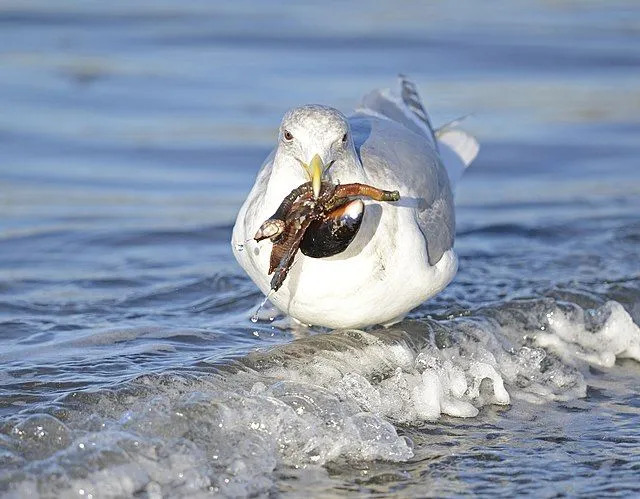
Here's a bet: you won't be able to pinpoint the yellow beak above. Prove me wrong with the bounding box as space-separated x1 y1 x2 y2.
298 154 324 199
309 154 323 199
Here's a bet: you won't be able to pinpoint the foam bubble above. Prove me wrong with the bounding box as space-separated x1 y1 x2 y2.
1 298 638 497
535 301 640 368
3 414 71 461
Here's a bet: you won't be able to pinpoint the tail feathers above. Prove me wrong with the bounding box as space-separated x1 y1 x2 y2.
358 75 438 149
398 75 438 146
436 128 479 189
437 127 479 168
359 75 479 189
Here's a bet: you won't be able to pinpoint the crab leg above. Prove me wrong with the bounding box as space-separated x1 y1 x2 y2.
269 216 314 292
271 182 313 220
332 183 400 203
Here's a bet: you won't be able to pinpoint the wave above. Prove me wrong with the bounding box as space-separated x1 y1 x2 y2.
1 297 638 497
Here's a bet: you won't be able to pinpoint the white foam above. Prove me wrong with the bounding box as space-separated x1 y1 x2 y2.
535 301 640 368
254 329 511 424
2 299 638 497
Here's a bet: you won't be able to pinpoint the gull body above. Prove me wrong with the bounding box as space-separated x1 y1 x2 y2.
232 78 478 329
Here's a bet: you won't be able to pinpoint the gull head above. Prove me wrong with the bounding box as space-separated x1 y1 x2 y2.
276 105 355 198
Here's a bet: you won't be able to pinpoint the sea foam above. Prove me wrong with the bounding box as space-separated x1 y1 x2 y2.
1 299 638 497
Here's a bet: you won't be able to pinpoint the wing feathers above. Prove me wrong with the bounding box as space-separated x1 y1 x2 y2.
359 77 478 190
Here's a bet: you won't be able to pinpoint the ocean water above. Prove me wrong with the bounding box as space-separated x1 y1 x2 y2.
1 0 640 497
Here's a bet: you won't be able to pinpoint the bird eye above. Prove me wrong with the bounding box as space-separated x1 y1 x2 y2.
283 130 294 141
341 133 348 144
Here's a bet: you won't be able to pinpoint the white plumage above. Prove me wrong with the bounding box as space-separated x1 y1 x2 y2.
232 77 478 328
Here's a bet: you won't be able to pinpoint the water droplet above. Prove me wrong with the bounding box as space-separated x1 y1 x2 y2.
251 291 274 323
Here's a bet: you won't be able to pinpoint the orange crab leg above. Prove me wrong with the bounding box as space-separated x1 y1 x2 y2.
333 183 400 202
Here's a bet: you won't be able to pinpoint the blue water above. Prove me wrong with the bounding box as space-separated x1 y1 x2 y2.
1 1 640 497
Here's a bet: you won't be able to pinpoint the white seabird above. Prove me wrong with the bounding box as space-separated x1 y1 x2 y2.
232 77 479 329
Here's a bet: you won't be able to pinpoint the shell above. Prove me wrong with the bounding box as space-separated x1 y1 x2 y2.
300 199 364 258
254 219 285 241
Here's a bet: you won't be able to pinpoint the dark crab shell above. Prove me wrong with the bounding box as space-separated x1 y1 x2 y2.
299 199 364 258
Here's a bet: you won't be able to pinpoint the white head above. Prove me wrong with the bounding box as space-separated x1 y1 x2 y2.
274 105 360 198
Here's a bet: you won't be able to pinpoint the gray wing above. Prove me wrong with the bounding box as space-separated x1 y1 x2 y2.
350 79 455 266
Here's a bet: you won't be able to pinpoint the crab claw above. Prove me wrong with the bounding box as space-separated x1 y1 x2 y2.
254 219 285 241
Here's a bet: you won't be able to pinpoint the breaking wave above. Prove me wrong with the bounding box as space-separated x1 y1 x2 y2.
1 298 638 498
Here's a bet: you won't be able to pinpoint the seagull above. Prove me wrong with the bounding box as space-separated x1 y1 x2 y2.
232 76 478 329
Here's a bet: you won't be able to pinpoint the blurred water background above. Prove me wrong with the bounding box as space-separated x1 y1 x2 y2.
1 0 639 497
